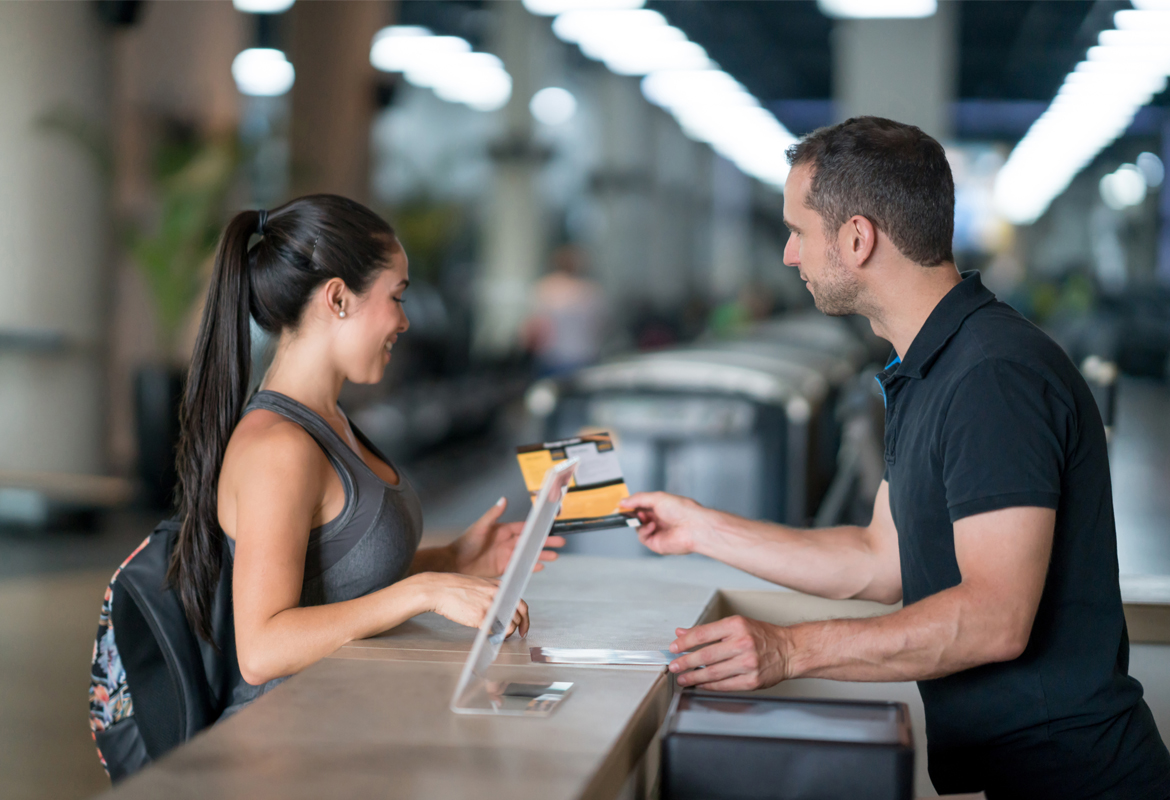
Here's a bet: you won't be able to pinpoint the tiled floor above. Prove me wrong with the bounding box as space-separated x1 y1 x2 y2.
1 569 132 799
2 379 1167 800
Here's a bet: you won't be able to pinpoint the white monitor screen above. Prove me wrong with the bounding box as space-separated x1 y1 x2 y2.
450 457 578 714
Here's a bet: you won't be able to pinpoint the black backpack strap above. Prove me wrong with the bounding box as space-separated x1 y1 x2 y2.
94 716 150 783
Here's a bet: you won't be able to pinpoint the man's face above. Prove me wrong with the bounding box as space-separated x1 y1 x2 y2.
782 164 862 317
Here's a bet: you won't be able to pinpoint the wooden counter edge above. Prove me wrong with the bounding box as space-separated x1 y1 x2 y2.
1123 603 1170 644
578 670 674 800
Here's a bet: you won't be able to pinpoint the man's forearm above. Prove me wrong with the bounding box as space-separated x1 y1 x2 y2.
695 512 900 603
785 583 1026 682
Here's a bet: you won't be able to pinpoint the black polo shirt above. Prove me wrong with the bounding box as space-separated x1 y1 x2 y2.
877 272 1170 798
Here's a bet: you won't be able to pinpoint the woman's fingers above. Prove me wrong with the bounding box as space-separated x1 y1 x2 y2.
469 497 508 535
517 599 530 638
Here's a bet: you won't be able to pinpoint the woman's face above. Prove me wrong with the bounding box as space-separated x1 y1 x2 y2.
335 245 410 385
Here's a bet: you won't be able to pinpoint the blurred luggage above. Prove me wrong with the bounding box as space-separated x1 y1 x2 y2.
530 313 875 556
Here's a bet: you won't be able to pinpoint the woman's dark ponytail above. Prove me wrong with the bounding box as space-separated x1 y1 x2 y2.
169 194 397 643
170 210 258 643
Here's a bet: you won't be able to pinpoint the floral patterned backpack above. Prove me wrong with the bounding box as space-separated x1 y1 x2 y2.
89 519 237 782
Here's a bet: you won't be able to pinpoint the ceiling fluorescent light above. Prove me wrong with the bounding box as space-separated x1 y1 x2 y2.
817 0 936 19
1098 28 1170 47
1100 164 1148 209
642 70 756 115
435 68 512 112
371 30 470 75
1114 10 1170 30
995 7 1170 224
522 0 643 16
530 87 578 125
603 40 711 75
535 5 794 189
1137 151 1165 187
370 26 511 113
406 50 503 89
232 48 295 96
552 9 667 44
233 0 295 13
576 21 683 61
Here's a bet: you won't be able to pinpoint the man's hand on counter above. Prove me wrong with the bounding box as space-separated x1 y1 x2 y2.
667 615 793 691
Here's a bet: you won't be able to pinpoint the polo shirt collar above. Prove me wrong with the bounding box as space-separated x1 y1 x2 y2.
894 270 995 380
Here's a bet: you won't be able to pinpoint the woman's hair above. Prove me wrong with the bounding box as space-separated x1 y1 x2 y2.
170 194 397 643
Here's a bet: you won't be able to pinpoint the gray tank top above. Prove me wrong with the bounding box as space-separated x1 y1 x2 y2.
223 390 423 715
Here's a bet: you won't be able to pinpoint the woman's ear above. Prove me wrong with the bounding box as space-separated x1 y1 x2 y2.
321 277 348 318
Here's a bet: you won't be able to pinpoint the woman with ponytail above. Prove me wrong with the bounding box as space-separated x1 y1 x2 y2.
171 194 560 711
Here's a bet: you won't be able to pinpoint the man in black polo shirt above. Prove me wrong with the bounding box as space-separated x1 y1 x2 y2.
621 117 1170 798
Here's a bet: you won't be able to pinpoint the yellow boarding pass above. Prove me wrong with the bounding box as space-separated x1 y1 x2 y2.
515 432 640 534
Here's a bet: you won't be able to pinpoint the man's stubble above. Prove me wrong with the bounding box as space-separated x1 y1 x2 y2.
810 242 864 317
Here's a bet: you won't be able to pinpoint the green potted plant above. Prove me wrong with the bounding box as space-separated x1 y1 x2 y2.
127 129 239 508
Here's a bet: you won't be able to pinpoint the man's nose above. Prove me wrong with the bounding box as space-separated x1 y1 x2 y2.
783 235 799 268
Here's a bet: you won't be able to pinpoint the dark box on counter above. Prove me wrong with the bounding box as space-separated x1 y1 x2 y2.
662 692 914 800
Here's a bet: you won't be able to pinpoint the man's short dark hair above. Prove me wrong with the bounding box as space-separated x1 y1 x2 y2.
785 116 954 266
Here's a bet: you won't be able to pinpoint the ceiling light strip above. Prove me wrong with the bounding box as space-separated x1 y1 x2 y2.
993 5 1170 225
370 26 513 113
526 0 797 189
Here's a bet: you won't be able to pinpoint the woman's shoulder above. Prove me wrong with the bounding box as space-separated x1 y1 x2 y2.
223 409 329 487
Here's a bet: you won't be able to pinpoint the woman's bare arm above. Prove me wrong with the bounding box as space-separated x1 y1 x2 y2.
221 422 520 685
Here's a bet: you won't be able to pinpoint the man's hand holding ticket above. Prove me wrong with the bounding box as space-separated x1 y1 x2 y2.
515 432 641 534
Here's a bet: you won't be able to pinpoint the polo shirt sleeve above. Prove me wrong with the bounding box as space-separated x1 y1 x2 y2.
941 359 1071 523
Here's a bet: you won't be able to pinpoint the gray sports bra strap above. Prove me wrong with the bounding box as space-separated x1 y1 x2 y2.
244 391 358 468
240 391 362 560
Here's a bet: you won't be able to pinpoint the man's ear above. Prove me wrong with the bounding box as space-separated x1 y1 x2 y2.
843 215 877 268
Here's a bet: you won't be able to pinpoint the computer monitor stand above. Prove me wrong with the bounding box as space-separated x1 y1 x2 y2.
450 458 579 717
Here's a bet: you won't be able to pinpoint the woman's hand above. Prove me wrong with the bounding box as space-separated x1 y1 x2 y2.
447 497 565 578
420 573 530 638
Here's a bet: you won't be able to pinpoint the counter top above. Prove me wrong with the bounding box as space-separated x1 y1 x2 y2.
98 555 1170 800
98 556 791 800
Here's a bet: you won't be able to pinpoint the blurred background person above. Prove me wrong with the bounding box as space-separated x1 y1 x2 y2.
522 243 606 377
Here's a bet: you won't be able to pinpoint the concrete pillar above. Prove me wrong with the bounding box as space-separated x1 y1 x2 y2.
106 0 245 474
288 1 388 203
689 145 716 299
1158 120 1170 287
648 111 704 311
0 2 111 475
710 156 753 300
475 1 551 357
589 70 654 317
832 1 957 140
